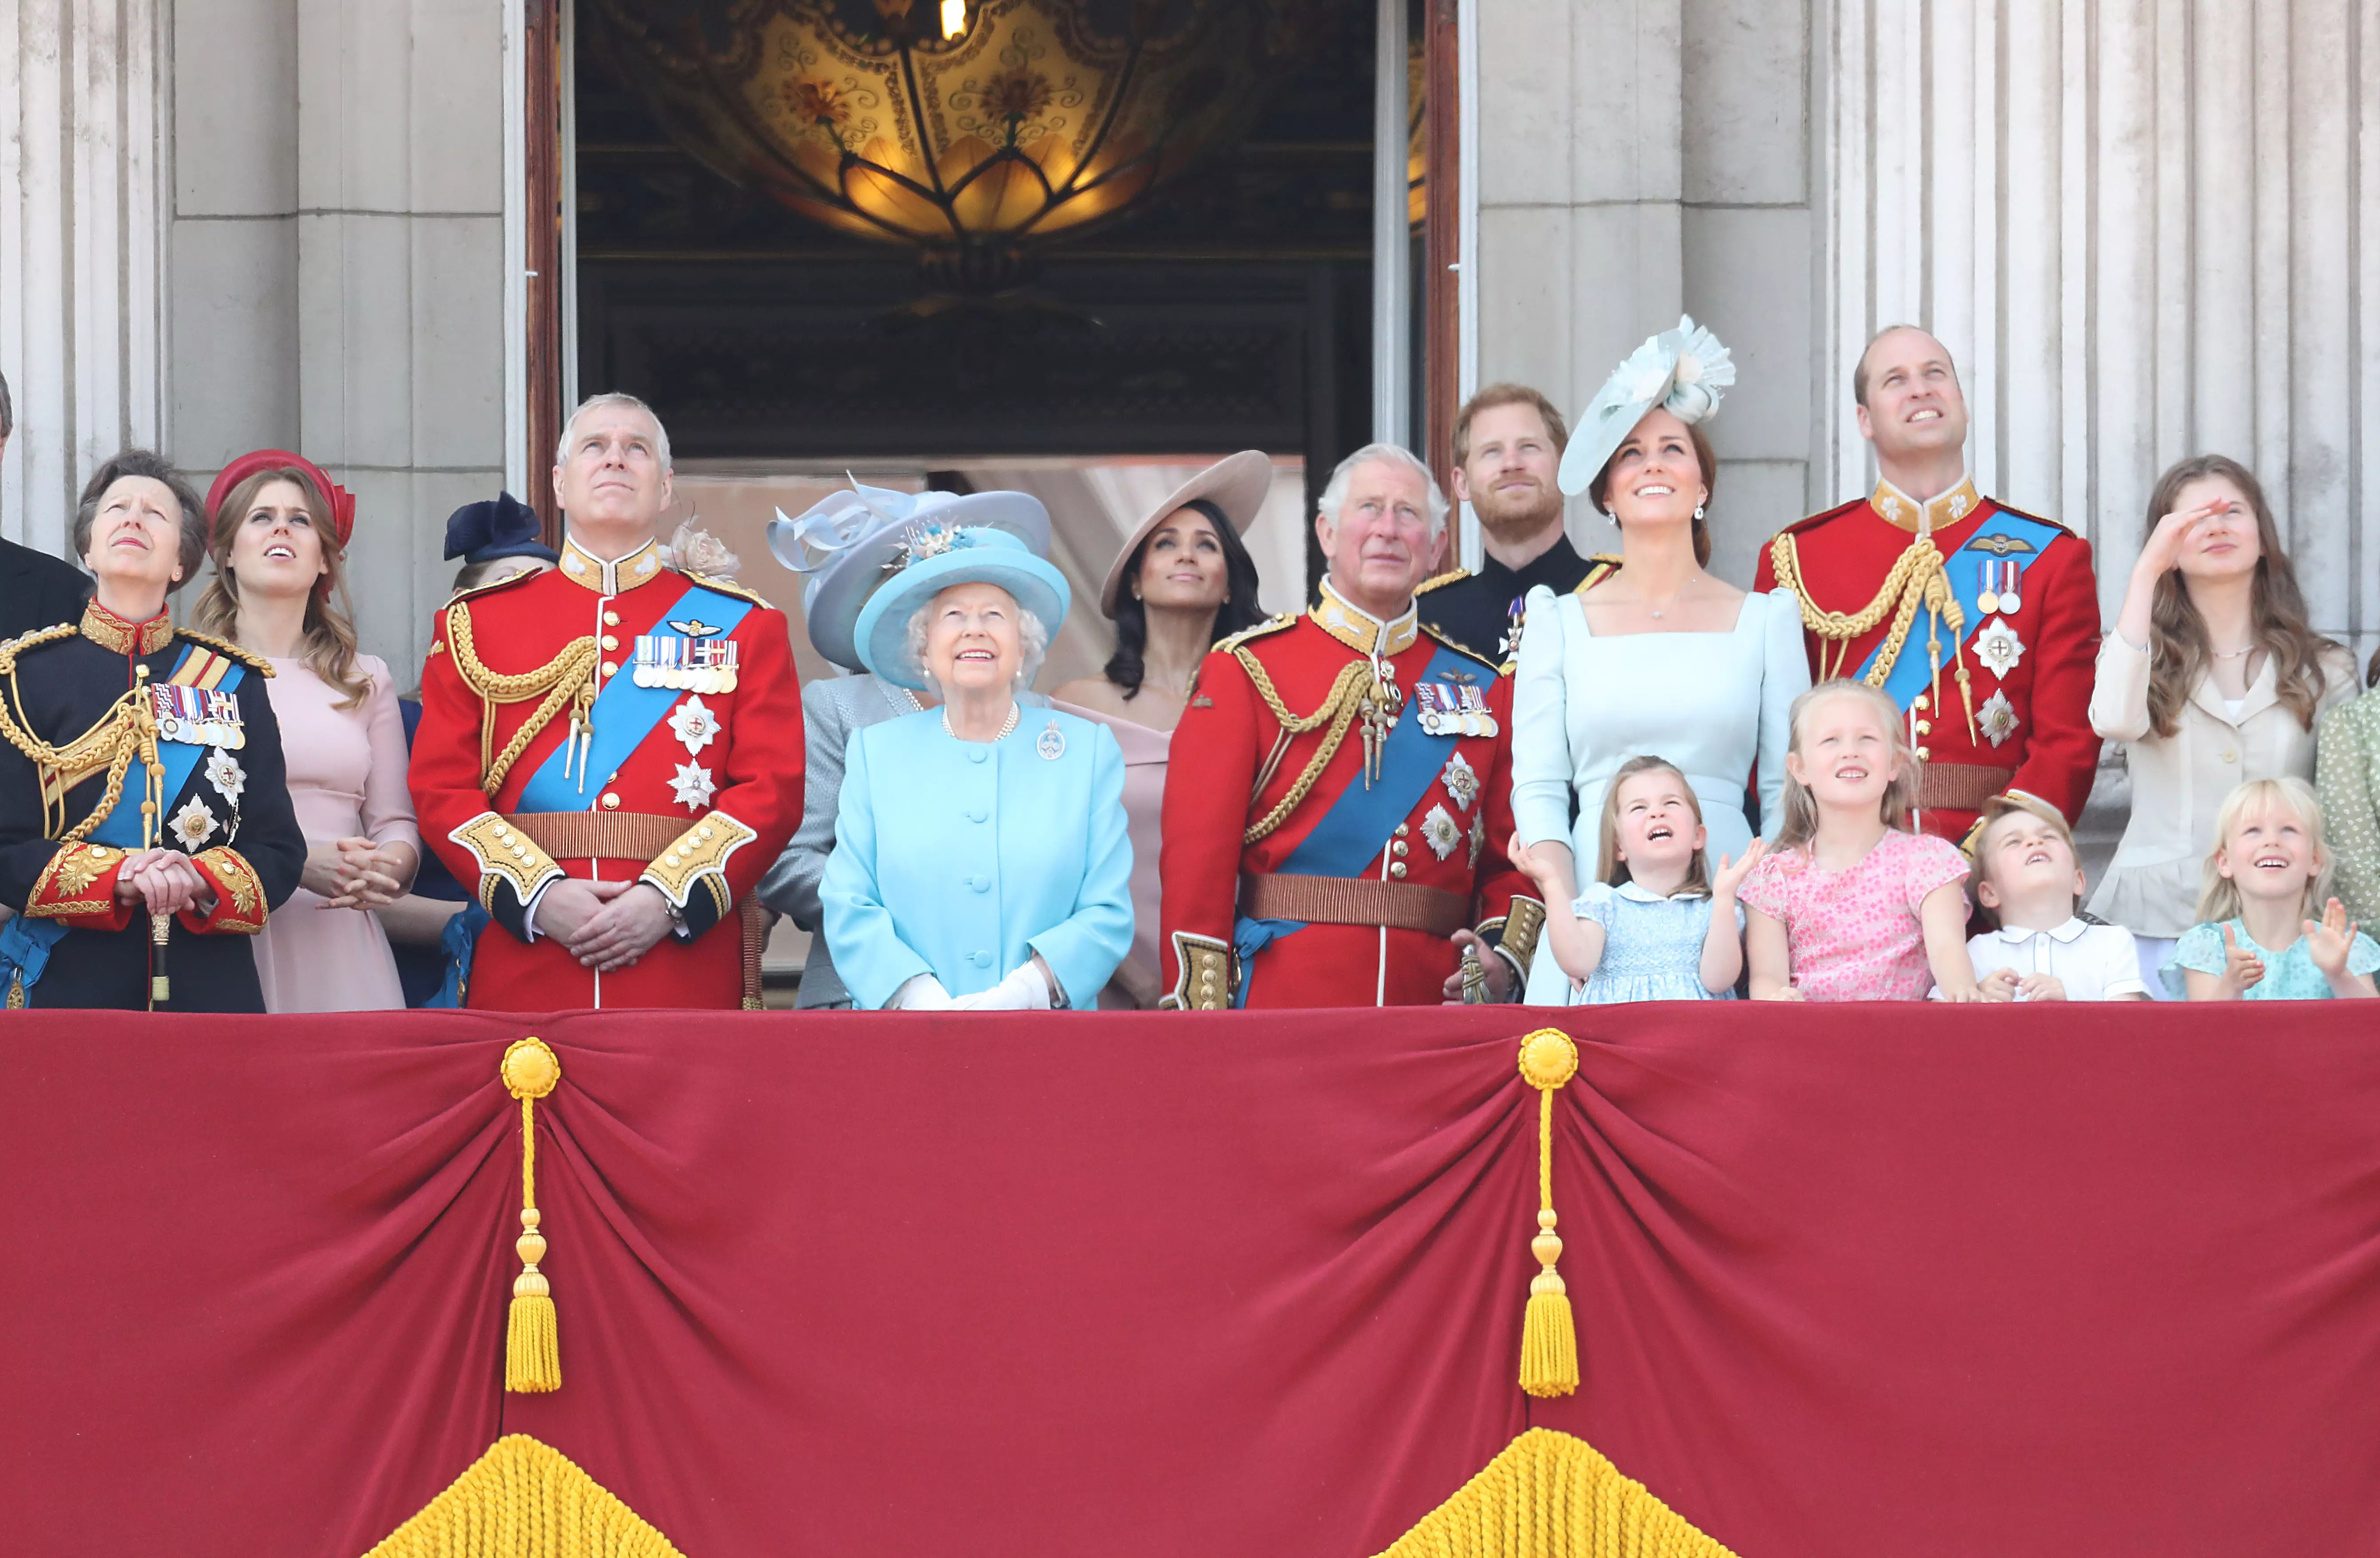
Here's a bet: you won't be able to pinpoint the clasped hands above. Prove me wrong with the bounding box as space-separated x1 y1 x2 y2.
303 837 417 910
111 848 214 917
533 877 678 973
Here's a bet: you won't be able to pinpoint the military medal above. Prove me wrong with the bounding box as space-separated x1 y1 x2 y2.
1977 556 2024 616
1421 804 1461 860
150 686 245 749
1440 749 1480 811
1977 689 2019 747
667 694 720 756
1974 618 2025 680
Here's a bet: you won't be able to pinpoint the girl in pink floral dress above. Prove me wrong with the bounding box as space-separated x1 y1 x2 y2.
1739 681 1983 1001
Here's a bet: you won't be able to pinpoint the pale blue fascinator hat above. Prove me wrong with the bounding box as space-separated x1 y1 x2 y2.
1556 315 1737 497
769 482 1051 670
850 524 1071 691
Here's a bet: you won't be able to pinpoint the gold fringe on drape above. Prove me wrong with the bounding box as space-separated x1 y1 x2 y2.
501 1037 562 1393
1373 1429 1736 1558
1516 1029 1580 1398
361 1435 685 1558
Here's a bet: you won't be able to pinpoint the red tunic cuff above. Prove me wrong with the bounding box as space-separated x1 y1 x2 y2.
180 847 270 935
26 842 134 930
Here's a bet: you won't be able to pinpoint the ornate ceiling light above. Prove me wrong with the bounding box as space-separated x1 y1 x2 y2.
593 0 1325 290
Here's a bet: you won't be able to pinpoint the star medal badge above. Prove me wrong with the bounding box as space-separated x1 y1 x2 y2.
1468 808 1487 868
169 796 218 850
1973 618 2025 680
1440 749 1480 811
667 694 720 756
1977 690 2020 748
1036 719 1066 760
206 746 246 805
1421 804 1461 860
671 761 717 811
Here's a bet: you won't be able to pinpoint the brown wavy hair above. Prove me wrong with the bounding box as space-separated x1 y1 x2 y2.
2141 455 2336 737
193 467 371 710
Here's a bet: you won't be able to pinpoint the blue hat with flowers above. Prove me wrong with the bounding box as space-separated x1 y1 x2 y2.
443 491 560 566
851 523 1071 690
770 483 1051 671
1557 316 1736 497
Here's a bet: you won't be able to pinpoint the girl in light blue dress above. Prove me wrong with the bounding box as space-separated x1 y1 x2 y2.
2164 777 2380 1000
1511 755 1763 1004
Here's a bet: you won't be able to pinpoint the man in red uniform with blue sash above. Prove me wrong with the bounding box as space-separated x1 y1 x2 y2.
1158 444 1541 1009
409 393 803 1009
1754 326 2101 848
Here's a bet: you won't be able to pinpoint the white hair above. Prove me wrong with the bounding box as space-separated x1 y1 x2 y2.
1315 442 1448 538
903 592 1048 694
555 392 672 472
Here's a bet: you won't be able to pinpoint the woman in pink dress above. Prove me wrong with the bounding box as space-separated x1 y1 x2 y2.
1053 452 1273 1007
194 450 418 1011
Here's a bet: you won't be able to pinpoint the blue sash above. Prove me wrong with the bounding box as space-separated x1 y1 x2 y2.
1233 641 1472 1006
425 902 491 1009
92 651 246 848
1 644 244 999
515 583 753 813
1854 507 2064 710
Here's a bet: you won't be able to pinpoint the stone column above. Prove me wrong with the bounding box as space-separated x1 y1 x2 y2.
173 0 510 672
0 0 170 555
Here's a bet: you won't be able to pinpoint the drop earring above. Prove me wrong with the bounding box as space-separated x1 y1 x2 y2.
1694 503 1706 521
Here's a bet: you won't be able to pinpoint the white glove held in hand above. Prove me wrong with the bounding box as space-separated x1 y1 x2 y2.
889 974 956 1010
948 960 1053 1011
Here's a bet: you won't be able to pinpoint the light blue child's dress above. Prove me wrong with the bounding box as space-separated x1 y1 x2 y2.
1565 880 1742 1004
2160 917 2380 999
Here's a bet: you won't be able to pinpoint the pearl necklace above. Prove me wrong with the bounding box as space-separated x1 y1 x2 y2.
944 703 1021 743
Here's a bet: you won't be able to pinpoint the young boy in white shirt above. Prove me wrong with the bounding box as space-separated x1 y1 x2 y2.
1961 793 2151 1001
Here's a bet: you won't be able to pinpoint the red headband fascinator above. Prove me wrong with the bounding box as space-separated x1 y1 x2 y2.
204 449 357 550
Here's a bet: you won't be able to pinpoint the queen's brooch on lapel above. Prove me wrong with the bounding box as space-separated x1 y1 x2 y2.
1414 681 1495 738
1036 719 1066 760
151 685 245 749
634 631 741 694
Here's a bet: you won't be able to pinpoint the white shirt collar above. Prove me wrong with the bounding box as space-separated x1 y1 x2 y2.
1614 880 1710 904
1989 915 2090 945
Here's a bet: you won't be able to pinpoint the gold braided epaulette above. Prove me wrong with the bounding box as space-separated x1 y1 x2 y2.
1414 567 1470 595
679 571 774 610
0 623 78 674
1214 613 1295 654
173 628 274 675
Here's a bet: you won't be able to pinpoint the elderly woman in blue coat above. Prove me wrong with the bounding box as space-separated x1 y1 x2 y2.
822 523 1132 1010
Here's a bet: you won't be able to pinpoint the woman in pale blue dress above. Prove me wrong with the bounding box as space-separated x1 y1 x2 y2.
1508 317 1809 1003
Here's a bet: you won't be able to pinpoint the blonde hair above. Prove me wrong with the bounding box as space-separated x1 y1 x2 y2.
192 467 371 711
1595 755 1713 896
2197 776 2333 924
1772 680 1919 853
1970 791 2082 928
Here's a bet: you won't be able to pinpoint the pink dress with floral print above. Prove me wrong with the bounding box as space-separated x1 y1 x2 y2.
1736 828 1969 1001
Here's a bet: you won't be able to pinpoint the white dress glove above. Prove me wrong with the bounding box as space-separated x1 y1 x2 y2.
948 959 1053 1011
889 974 956 1010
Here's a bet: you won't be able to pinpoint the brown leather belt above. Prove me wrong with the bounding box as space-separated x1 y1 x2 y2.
510 810 684 863
1916 763 2016 814
1240 872 1470 938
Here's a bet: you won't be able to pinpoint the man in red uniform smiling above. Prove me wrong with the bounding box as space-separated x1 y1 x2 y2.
409 393 803 1009
1158 443 1541 1009
1754 326 2101 848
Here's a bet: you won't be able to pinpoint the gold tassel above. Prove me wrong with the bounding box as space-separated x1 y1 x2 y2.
1516 1028 1580 1399
502 1036 563 1393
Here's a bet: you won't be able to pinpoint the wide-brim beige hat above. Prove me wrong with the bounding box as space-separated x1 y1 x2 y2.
1098 450 1274 618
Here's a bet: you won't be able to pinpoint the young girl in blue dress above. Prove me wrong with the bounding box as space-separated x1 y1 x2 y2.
2166 776 2380 999
1511 754 1762 1003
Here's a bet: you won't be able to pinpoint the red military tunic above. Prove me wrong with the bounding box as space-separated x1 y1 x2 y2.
1753 476 2100 845
1158 580 1540 1009
410 532 804 1009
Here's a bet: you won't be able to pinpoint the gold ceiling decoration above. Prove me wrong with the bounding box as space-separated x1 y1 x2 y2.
593 0 1327 289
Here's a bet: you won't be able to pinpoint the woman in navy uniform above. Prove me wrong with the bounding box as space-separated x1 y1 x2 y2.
822 523 1132 1011
0 450 303 1010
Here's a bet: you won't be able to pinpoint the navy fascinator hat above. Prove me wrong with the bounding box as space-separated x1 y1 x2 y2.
443 492 560 566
